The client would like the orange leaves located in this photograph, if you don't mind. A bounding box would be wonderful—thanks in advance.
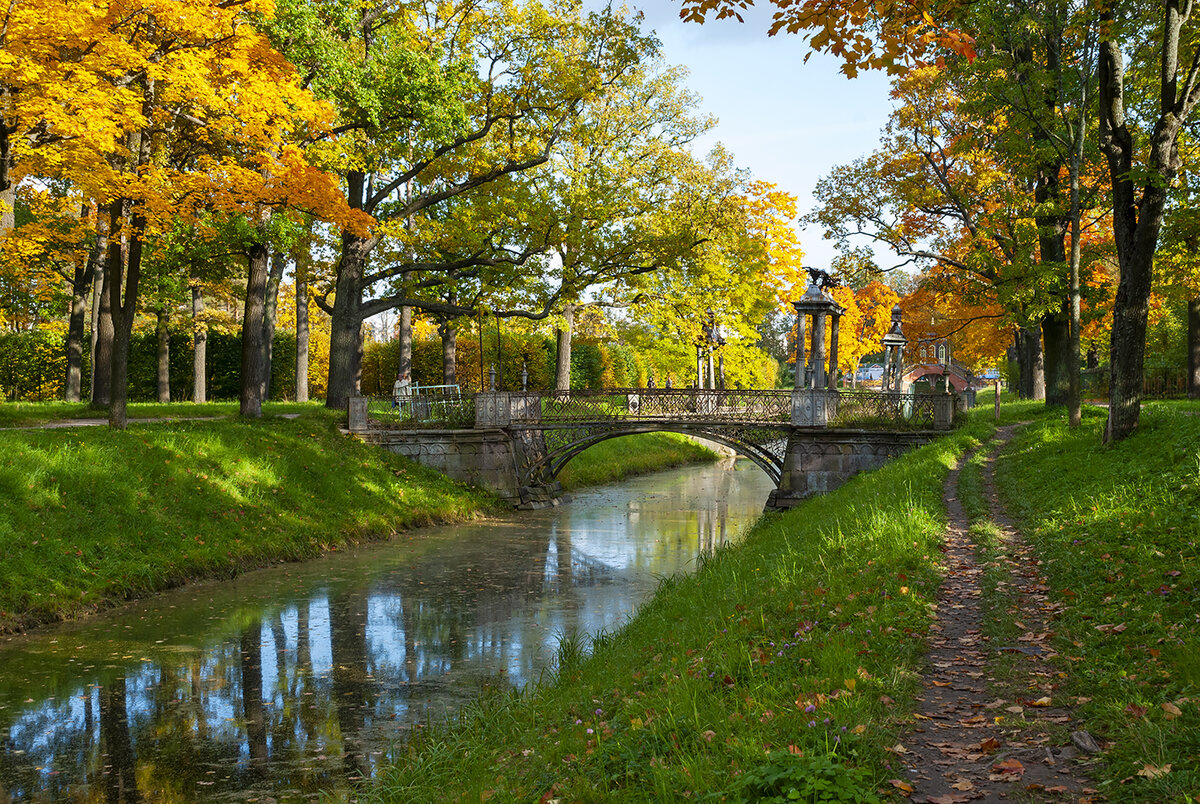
[678,0,975,76]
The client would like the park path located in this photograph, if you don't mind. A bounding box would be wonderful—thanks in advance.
[0,413,301,430]
[899,426,1102,803]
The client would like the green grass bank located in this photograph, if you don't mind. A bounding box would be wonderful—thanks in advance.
[365,415,1004,803]
[992,401,1200,800]
[0,406,717,634]
[357,397,1200,803]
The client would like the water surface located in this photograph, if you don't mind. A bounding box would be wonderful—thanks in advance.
[0,459,773,802]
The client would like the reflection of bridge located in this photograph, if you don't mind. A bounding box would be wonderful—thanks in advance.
[348,387,957,511]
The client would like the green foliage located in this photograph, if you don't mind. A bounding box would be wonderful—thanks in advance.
[714,751,882,804]
[0,330,71,401]
[0,329,301,402]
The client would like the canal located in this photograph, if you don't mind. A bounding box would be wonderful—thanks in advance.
[0,458,774,802]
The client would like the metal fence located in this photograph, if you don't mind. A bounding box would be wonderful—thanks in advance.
[830,390,945,430]
[507,388,794,424]
[363,391,476,429]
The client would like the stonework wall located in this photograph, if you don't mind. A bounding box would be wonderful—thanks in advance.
[361,429,521,503]
[768,429,938,510]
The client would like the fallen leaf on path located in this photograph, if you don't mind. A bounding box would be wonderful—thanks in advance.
[951,779,975,791]
[991,758,1025,779]
[978,737,1001,753]
[889,779,914,795]
[926,796,973,804]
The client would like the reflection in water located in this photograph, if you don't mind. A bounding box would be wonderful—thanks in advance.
[0,460,772,802]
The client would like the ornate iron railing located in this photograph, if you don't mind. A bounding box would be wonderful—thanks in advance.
[508,388,793,424]
[830,390,944,430]
[363,393,476,429]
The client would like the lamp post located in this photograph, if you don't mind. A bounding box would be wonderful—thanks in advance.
[880,305,907,393]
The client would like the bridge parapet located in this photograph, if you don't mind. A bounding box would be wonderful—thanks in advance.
[349,388,956,433]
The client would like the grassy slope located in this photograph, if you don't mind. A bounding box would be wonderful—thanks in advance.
[557,432,719,490]
[0,410,502,632]
[0,407,718,633]
[366,416,1011,803]
[994,401,1200,799]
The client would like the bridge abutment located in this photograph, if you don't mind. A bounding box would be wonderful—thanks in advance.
[765,429,940,511]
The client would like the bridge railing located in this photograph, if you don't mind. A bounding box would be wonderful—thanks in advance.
[355,393,477,429]
[829,390,953,430]
[507,388,794,424]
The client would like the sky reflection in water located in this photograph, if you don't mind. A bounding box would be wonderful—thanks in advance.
[0,459,773,802]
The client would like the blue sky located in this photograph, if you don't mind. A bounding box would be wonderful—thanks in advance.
[623,4,896,270]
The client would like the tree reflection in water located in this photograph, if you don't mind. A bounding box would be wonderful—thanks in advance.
[0,460,773,802]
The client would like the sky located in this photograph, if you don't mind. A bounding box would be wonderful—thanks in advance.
[614,3,897,271]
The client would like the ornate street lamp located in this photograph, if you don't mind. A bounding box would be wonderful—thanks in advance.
[880,304,908,393]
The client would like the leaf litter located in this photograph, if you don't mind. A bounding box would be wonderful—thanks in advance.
[901,427,1100,803]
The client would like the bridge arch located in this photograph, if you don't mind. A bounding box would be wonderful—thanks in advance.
[528,423,788,486]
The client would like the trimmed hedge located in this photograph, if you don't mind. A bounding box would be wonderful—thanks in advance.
[0,329,299,402]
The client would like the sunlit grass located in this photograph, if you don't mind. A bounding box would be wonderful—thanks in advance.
[365,418,999,802]
[557,433,719,490]
[994,400,1200,799]
[0,415,503,632]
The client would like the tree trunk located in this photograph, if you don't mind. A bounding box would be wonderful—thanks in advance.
[192,285,207,403]
[258,247,286,403]
[93,202,121,409]
[1189,297,1200,399]
[1016,326,1045,400]
[326,231,369,411]
[295,256,309,403]
[1041,303,1071,406]
[555,303,575,391]
[1099,17,1180,442]
[155,305,170,403]
[240,239,269,418]
[440,318,457,386]
[66,207,98,403]
[108,198,144,430]
[397,305,412,380]
[90,250,104,402]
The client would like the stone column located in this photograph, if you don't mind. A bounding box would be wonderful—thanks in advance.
[827,313,841,390]
[707,348,716,390]
[794,312,807,390]
[696,344,704,389]
[812,312,827,390]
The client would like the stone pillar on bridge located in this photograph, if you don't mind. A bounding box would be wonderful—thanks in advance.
[827,312,841,390]
[794,310,807,390]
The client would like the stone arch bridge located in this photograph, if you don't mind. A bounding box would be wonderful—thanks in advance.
[349,387,956,510]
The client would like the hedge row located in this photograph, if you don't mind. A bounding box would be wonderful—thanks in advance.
[0,330,301,402]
